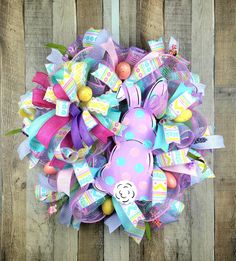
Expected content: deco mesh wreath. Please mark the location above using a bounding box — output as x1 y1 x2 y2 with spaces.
17 28 224 243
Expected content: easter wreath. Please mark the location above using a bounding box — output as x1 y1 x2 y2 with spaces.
16 28 224 243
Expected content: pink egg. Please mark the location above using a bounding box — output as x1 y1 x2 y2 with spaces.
165 172 177 189
115 62 131 80
43 162 57 175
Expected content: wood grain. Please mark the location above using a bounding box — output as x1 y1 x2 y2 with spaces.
215 0 236 260
191 0 215 261
137 1 165 260
52 1 78 260
163 1 192 260
0 0 26 260
103 2 130 260
76 1 104 260
137 0 164 48
120 0 137 46
103 0 112 32
78 223 104 261
0 0 235 260
104 226 129 261
76 0 103 34
24 1 54 260
53 0 77 47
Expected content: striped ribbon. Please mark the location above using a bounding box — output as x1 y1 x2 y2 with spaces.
148 37 165 54
155 148 191 167
73 160 94 187
152 167 167 205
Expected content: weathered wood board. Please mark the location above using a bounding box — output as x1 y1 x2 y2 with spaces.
0 0 235 260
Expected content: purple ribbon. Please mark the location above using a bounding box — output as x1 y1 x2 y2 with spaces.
70 103 94 150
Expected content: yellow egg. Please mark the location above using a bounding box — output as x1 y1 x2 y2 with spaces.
102 198 114 216
174 109 192 123
18 108 36 121
77 86 93 102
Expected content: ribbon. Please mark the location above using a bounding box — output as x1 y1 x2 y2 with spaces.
55 99 71 117
82 28 101 47
70 103 95 150
91 117 114 143
91 63 122 91
32 88 56 109
18 91 36 121
192 135 225 150
73 160 94 187
32 72 50 89
35 184 64 203
112 198 145 243
152 167 167 205
36 115 71 149
148 37 165 54
155 148 191 167
57 168 74 196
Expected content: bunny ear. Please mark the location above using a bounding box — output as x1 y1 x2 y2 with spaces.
143 78 168 118
117 82 142 108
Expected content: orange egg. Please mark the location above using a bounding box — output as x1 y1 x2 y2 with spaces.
43 162 57 175
165 172 177 189
115 62 131 80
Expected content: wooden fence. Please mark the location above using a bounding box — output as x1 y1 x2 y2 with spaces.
0 0 235 260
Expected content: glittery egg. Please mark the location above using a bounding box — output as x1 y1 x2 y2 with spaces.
102 198 114 215
115 62 131 80
43 162 57 175
77 86 93 102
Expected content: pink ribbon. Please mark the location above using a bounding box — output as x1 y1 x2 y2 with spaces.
32 88 56 109
91 117 114 143
32 72 50 89
36 115 71 148
53 84 69 100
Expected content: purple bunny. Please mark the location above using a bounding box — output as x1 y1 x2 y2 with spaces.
95 78 168 204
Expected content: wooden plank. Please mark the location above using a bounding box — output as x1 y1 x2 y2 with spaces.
191 0 215 261
215 0 236 260
52 1 78 261
76 0 103 34
164 0 192 60
104 226 129 261
214 87 236 261
136 1 165 260
137 0 164 48
103 0 112 32
120 0 137 46
24 1 54 260
0 0 26 260
76 1 104 260
53 0 77 47
103 1 130 260
163 1 192 260
78 224 104 261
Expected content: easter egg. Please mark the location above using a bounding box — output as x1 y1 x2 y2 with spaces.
19 108 36 121
43 162 57 175
77 86 93 102
115 62 131 80
174 109 192 123
102 198 114 215
165 172 177 189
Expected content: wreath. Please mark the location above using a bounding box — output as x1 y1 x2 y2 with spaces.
15 28 224 243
